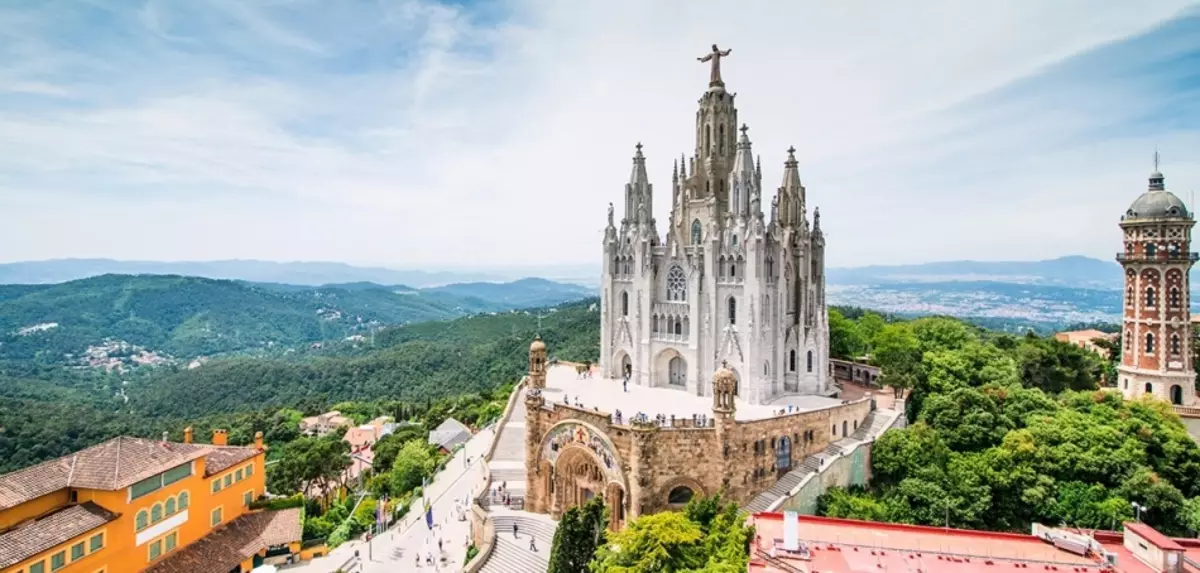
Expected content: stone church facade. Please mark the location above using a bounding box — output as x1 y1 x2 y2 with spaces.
1117 160 1197 406
599 45 831 405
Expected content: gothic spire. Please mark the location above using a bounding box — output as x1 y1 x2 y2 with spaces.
728 124 757 218
630 142 649 186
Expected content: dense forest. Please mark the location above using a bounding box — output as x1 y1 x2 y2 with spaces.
819 310 1200 536
0 274 591 363
0 298 599 472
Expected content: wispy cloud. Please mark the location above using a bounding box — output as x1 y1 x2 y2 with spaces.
0 0 1198 268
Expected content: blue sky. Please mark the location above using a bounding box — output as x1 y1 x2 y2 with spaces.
1 1 1199 268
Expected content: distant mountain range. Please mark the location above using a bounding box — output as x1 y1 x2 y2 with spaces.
0 259 599 288
0 255 1137 333
0 274 594 363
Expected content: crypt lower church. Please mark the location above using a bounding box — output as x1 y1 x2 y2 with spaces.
600 45 831 404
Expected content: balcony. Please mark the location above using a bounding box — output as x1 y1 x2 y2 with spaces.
1116 252 1200 263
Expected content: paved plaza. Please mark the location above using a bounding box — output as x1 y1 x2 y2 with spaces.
545 364 846 422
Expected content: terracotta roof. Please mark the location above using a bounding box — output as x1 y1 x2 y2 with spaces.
0 502 117 568
202 447 260 477
0 437 261 510
1125 521 1185 551
144 508 303 573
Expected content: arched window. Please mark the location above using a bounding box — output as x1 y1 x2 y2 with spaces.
842 421 848 436
1146 287 1157 307
668 486 695 505
764 361 769 376
1170 287 1181 308
621 292 629 317
1146 333 1155 354
151 503 163 524
136 510 149 531
165 497 177 516
674 319 682 335
730 263 737 279
832 424 837 436
1125 331 1132 351
691 220 702 244
1146 382 1154 394
178 491 189 510
719 124 725 154
731 235 738 247
806 350 813 373
666 266 687 302
790 350 796 372
1171 334 1181 355
1127 287 1134 304
728 297 737 325
1147 243 1158 258
705 125 711 152
1124 379 1129 390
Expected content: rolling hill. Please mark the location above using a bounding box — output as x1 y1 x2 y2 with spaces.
0 274 592 363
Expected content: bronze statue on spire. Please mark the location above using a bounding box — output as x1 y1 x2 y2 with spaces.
697 44 732 87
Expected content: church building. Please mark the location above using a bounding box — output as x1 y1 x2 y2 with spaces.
599 45 831 405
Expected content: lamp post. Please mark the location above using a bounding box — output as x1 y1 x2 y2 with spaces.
1132 502 1147 522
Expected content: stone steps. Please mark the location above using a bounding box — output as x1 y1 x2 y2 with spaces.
479 514 558 573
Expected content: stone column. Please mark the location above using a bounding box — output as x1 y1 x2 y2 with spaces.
628 422 657 520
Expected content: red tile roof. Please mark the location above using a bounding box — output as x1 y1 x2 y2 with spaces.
144 508 303 573
0 437 261 510
1125 521 1186 551
0 502 117 568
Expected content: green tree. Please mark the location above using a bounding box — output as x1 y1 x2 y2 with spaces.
591 511 705 573
266 435 351 498
870 323 924 400
388 440 437 495
828 309 867 359
548 496 608 573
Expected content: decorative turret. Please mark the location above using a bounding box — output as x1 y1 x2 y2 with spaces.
624 143 653 228
774 146 805 229
529 335 547 390
728 124 757 218
712 362 737 416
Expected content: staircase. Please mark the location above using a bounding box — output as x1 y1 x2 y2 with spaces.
743 408 903 514
489 396 529 497
479 506 557 573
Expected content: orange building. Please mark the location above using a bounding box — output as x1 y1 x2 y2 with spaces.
0 429 302 573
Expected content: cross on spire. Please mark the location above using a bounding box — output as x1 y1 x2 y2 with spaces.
787 146 796 155
739 124 749 135
636 142 643 152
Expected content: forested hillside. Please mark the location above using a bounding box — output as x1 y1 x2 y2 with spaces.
0 274 590 363
0 299 599 472
818 311 1200 536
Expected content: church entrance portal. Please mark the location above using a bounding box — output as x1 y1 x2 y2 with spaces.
550 446 627 530
669 356 686 386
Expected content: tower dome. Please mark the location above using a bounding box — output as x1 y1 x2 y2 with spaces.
530 336 546 353
1124 168 1191 221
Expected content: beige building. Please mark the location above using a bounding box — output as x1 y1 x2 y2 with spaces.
298 411 352 437
1054 329 1115 359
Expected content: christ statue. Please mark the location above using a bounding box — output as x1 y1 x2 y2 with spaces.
697 44 732 87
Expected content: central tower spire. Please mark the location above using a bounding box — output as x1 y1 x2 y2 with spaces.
692 43 738 207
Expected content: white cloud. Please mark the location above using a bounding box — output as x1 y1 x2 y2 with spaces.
0 0 1198 269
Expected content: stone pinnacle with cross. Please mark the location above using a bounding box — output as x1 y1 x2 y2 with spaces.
697 44 732 87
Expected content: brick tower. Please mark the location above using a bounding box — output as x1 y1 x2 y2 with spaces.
1117 158 1197 406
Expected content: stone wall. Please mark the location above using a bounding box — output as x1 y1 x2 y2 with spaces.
776 441 871 514
524 390 873 521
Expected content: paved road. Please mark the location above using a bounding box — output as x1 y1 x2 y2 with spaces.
290 427 495 573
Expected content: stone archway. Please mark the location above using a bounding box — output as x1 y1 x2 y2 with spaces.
660 476 707 512
654 348 687 388
612 350 632 380
540 421 630 530
1172 384 1184 405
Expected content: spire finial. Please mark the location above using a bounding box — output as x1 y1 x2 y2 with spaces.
1154 147 1160 172
635 142 643 153
740 124 749 136
787 146 796 156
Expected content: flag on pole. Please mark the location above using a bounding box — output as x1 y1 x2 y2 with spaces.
425 500 434 530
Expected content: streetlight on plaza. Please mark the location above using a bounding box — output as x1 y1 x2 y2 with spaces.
1131 501 1147 522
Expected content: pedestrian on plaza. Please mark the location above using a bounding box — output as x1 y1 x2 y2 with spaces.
513 523 519 538
438 538 443 552
530 536 537 551
416 554 421 568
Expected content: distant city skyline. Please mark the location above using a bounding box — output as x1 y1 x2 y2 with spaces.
1 1 1198 267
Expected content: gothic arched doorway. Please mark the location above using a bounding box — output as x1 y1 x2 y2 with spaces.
1172 384 1184 405
612 351 632 380
669 356 686 386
